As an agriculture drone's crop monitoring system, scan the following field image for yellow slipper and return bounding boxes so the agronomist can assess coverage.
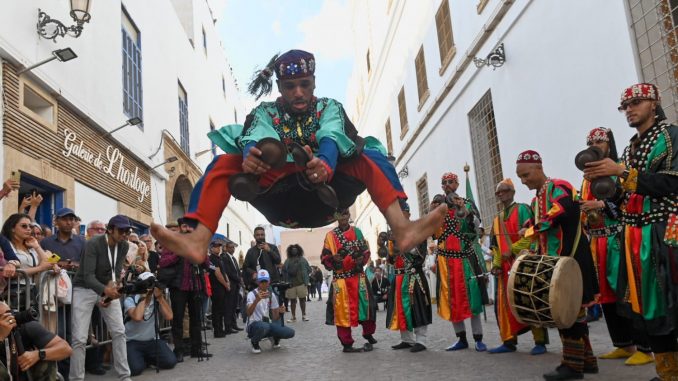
[625,351,654,366]
[599,347,633,359]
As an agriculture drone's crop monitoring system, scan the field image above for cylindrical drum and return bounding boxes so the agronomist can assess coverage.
[507,253,582,329]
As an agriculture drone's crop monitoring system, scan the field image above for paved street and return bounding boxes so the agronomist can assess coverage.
[90,293,656,381]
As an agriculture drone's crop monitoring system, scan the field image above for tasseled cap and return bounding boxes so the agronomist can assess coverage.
[516,150,542,164]
[620,83,660,105]
[441,173,458,182]
[248,49,316,100]
[586,127,610,145]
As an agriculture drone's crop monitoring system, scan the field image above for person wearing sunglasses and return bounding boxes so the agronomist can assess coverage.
[584,83,678,381]
[70,214,135,381]
[150,49,447,267]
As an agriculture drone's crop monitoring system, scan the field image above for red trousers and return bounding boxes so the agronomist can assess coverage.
[336,320,376,346]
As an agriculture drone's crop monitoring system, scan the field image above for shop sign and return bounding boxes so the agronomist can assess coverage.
[61,128,151,203]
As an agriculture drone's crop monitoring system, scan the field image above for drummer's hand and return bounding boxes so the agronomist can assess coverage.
[303,145,329,183]
[242,146,270,175]
[583,158,624,180]
[579,200,604,212]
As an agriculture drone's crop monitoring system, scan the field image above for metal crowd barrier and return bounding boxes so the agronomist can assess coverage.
[1,268,175,350]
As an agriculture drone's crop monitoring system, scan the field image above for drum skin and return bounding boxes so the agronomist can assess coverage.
[507,253,583,329]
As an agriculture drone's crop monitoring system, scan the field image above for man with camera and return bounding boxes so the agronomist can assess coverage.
[0,302,72,381]
[123,272,176,376]
[69,215,134,381]
[371,267,389,311]
[246,270,294,354]
[243,227,281,291]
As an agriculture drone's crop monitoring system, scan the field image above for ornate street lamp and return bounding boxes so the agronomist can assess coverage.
[473,43,506,70]
[37,0,92,42]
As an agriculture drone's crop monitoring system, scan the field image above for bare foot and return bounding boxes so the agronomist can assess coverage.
[390,204,448,252]
[150,222,211,264]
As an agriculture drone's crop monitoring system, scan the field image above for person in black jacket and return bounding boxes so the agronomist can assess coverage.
[222,238,243,332]
[208,235,230,338]
[242,227,280,291]
[371,267,390,311]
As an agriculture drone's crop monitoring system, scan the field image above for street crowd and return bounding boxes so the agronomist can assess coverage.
[0,47,675,381]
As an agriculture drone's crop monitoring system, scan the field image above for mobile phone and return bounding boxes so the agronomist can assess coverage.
[10,171,20,183]
[47,253,61,264]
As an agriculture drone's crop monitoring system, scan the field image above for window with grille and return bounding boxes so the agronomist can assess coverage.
[415,46,429,106]
[385,118,394,155]
[435,0,455,70]
[627,0,678,122]
[122,8,143,129]
[178,82,190,154]
[398,86,409,138]
[416,174,430,217]
[468,90,503,225]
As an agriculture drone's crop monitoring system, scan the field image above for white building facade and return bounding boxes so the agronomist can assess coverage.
[0,0,256,242]
[346,0,677,244]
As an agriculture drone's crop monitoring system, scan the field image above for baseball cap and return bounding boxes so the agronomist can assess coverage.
[257,269,270,282]
[210,233,228,246]
[55,208,77,219]
[107,215,134,230]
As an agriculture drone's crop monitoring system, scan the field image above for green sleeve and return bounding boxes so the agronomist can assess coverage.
[207,124,244,154]
[314,99,356,158]
[239,103,282,148]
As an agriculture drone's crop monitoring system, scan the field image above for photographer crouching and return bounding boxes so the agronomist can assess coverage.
[246,270,294,354]
[0,302,71,381]
[123,272,176,376]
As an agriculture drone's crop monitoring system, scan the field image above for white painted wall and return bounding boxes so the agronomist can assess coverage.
[74,181,118,225]
[0,0,256,233]
[347,0,640,235]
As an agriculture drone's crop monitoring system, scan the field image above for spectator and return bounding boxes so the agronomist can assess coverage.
[312,267,324,301]
[40,208,86,266]
[243,227,281,291]
[85,220,106,240]
[0,301,72,381]
[140,235,158,273]
[282,244,310,322]
[0,178,19,202]
[208,235,230,338]
[159,220,211,362]
[29,223,44,242]
[124,273,176,376]
[371,267,390,311]
[307,267,316,301]
[39,225,52,240]
[69,215,133,381]
[221,238,243,334]
[1,213,58,303]
[0,226,21,279]
[246,270,294,354]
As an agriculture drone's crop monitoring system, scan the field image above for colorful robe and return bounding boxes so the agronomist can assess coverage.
[321,226,376,328]
[618,122,678,335]
[434,199,484,323]
[580,179,623,304]
[527,179,598,305]
[490,202,533,342]
[385,242,432,331]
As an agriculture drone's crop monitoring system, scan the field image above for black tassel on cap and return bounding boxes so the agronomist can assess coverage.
[247,53,279,100]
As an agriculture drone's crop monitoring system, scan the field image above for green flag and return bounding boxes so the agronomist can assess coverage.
[465,169,475,203]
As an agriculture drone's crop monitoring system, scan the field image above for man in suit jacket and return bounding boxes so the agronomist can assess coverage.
[208,234,231,337]
[223,238,244,332]
[69,215,133,381]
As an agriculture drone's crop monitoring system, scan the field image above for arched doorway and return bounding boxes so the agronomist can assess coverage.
[171,175,194,222]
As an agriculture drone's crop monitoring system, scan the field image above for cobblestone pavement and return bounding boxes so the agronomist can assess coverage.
[91,293,655,381]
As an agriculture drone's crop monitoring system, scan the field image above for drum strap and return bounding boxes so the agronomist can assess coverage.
[567,219,583,258]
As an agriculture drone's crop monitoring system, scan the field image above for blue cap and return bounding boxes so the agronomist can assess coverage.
[55,208,77,219]
[107,214,134,230]
[257,269,270,282]
[210,233,228,246]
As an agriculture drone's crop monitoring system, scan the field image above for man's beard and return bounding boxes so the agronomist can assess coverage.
[255,238,265,244]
